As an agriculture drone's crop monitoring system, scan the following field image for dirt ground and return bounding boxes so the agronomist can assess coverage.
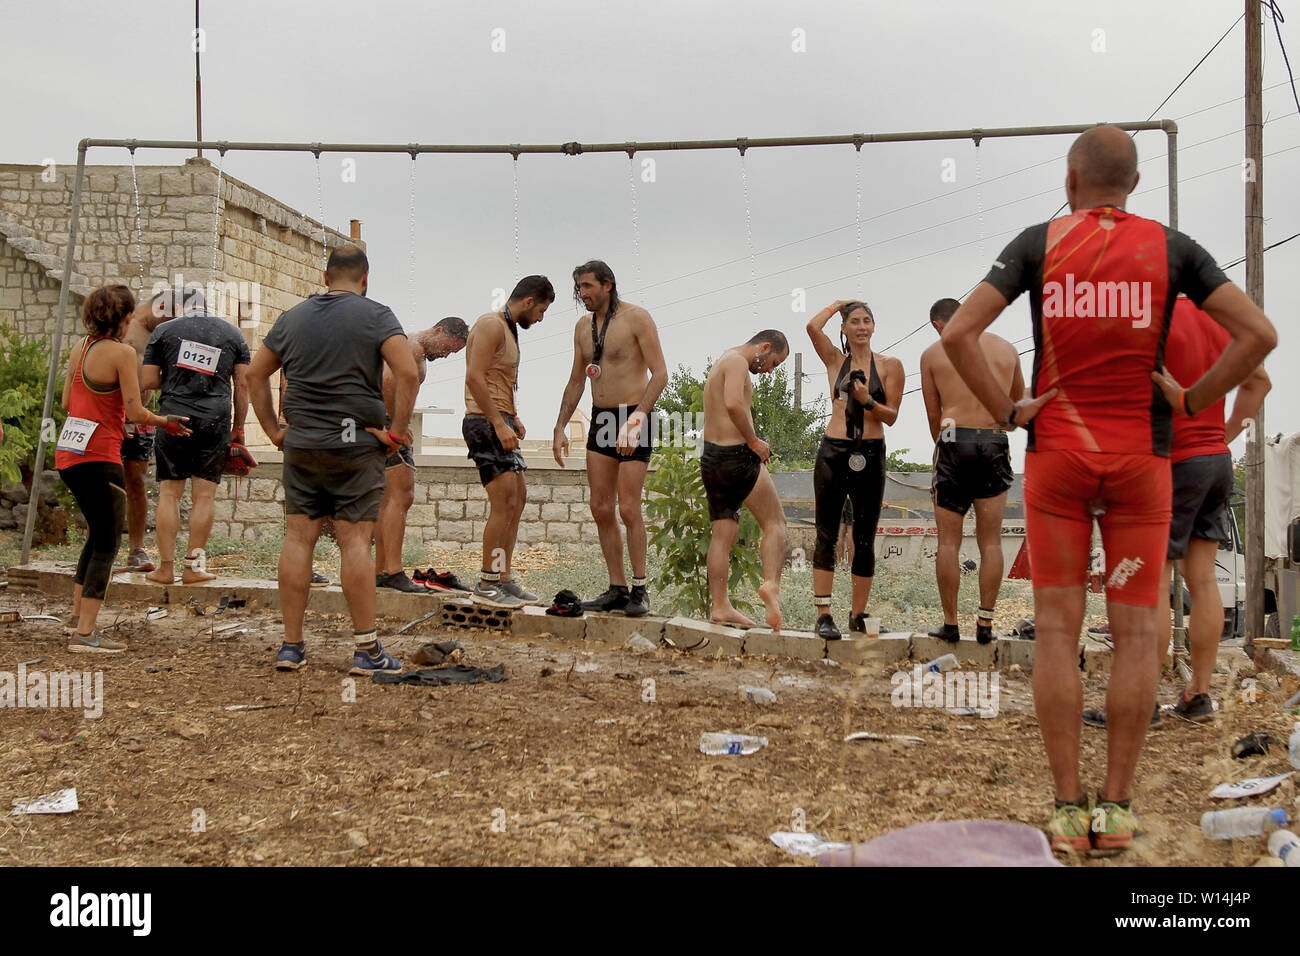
[1,586,1297,867]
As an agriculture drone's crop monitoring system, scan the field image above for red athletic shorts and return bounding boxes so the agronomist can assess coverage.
[1023,450,1172,607]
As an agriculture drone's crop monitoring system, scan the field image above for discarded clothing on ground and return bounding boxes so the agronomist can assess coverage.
[372,663,506,686]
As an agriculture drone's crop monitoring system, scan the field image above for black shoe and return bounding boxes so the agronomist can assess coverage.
[815,613,842,641]
[1082,703,1163,730]
[310,571,330,588]
[377,571,428,594]
[929,623,960,643]
[624,585,650,617]
[546,589,584,617]
[1172,692,1215,723]
[581,585,630,613]
[849,612,866,633]
[976,622,994,645]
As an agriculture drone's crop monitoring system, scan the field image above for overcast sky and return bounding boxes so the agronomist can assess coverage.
[7,0,1298,466]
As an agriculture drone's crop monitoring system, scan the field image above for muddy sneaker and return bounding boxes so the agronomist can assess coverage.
[124,548,155,573]
[1047,797,1093,853]
[499,579,540,604]
[376,570,428,594]
[815,613,842,641]
[929,623,961,643]
[623,585,650,618]
[349,642,402,676]
[849,612,867,633]
[472,583,523,609]
[275,642,307,671]
[975,623,995,645]
[1092,796,1139,851]
[310,572,330,588]
[63,613,80,632]
[1082,703,1163,730]
[68,632,127,654]
[581,585,630,613]
[1172,691,1215,723]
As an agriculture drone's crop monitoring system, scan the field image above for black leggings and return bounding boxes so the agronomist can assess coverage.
[813,436,885,577]
[59,461,126,601]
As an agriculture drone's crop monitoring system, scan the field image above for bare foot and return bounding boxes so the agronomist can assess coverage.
[182,568,217,584]
[758,579,782,632]
[711,606,756,629]
[145,567,174,585]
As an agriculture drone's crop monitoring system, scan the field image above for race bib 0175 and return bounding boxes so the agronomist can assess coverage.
[56,416,99,455]
[177,339,220,375]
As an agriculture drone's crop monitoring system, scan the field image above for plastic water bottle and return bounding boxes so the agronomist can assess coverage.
[1268,829,1300,866]
[699,732,768,755]
[1200,807,1290,840]
[925,654,959,674]
[738,686,777,704]
[1289,722,1300,770]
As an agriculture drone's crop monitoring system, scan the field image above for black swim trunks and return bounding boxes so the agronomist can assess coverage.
[700,441,762,522]
[121,425,156,463]
[156,417,229,484]
[587,405,654,464]
[385,444,415,469]
[1168,452,1233,560]
[283,445,386,523]
[931,427,1013,516]
[462,414,526,486]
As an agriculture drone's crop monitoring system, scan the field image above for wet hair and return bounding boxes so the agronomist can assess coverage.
[838,299,874,353]
[572,259,619,319]
[747,329,789,353]
[509,275,555,304]
[81,284,135,338]
[326,244,369,283]
[152,285,204,318]
[434,316,469,340]
[929,297,961,326]
[1067,125,1138,193]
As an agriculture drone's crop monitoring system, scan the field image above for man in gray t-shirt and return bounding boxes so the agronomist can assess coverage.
[141,290,251,587]
[247,244,419,677]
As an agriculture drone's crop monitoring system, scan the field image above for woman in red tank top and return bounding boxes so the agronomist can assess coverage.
[56,285,191,653]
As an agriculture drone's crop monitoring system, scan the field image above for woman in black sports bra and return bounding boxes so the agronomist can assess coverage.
[805,299,904,639]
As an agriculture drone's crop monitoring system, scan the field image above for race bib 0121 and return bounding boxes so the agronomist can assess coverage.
[177,339,220,375]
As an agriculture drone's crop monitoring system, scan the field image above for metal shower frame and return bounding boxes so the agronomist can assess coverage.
[21,119,1180,560]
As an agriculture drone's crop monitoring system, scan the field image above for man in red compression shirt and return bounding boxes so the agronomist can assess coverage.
[942,124,1276,854]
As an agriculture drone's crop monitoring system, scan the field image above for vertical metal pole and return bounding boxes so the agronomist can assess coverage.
[195,0,203,160]
[1165,126,1178,231]
[1245,0,1266,651]
[21,143,88,564]
[793,352,802,408]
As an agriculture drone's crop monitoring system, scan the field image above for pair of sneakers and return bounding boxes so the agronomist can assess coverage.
[1047,793,1139,853]
[275,640,401,675]
[581,584,650,618]
[471,579,539,608]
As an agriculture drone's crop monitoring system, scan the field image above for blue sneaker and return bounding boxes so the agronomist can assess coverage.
[275,641,307,671]
[349,642,402,676]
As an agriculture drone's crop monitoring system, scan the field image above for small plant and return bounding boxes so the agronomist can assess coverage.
[645,446,763,618]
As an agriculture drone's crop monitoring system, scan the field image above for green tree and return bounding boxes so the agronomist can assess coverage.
[886,448,931,473]
[0,327,66,484]
[752,366,825,463]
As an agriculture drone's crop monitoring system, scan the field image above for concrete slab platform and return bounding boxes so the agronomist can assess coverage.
[997,637,1036,669]
[511,604,586,642]
[583,612,667,645]
[1080,641,1113,678]
[826,633,911,665]
[662,617,746,657]
[911,633,997,668]
[745,628,825,661]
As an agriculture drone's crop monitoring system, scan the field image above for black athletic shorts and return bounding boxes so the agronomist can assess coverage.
[462,414,526,486]
[156,418,229,484]
[700,441,762,522]
[1168,452,1234,560]
[121,425,156,463]
[386,444,415,469]
[587,404,654,464]
[283,445,386,523]
[931,427,1013,517]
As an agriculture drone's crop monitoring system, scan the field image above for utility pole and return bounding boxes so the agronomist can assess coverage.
[195,0,203,159]
[793,352,803,408]
[1245,0,1266,648]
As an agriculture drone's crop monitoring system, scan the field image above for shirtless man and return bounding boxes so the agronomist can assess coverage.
[700,331,790,630]
[552,260,668,618]
[464,276,554,608]
[374,316,469,593]
[920,297,1023,645]
[119,289,178,572]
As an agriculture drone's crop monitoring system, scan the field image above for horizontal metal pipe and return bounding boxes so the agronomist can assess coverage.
[82,120,1173,158]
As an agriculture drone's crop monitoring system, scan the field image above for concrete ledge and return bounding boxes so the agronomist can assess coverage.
[997,637,1036,669]
[663,618,745,657]
[745,628,825,661]
[437,598,512,632]
[1080,641,1113,678]
[911,633,997,667]
[827,633,911,665]
[584,612,666,645]
[511,605,586,642]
